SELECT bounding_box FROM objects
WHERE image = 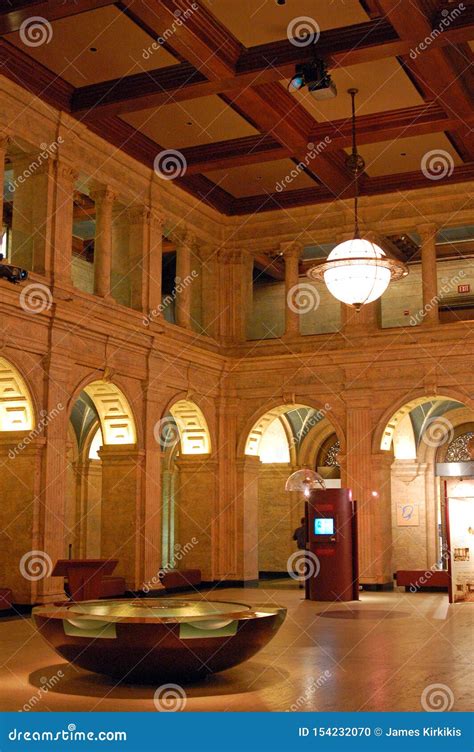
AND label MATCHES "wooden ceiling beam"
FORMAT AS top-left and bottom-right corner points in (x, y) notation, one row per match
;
(182, 102), (466, 175)
(71, 15), (474, 117)
(378, 0), (474, 160)
(0, 0), (116, 35)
